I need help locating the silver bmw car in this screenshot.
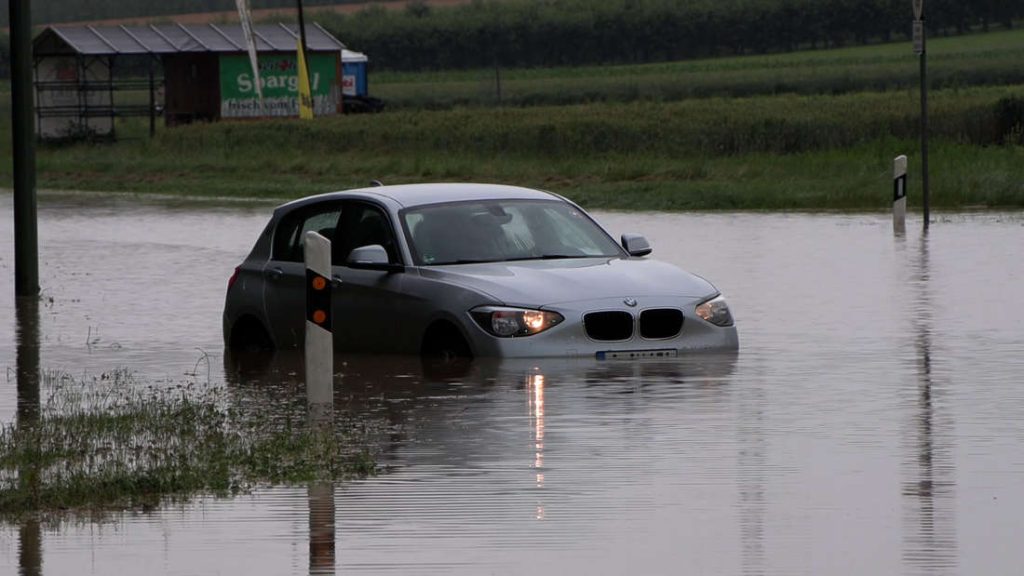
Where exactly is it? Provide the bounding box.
[223,183,738,359]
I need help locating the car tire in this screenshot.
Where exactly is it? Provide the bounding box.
[421,322,472,379]
[229,316,273,352]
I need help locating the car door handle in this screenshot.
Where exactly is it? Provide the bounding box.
[331,274,344,287]
[266,267,284,281]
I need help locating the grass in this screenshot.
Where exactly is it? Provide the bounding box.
[0,369,376,518]
[373,28,1024,109]
[3,85,1021,210]
[1,29,1023,210]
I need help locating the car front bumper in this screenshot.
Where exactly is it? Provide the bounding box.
[464,295,738,358]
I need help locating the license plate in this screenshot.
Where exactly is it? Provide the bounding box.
[596,349,678,360]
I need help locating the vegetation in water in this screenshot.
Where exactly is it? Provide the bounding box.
[0,369,376,518]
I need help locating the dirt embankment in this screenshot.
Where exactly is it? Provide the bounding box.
[47,0,473,27]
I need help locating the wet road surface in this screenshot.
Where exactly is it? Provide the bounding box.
[1,193,1023,575]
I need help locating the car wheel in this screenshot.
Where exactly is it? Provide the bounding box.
[229,316,273,352]
[421,322,472,379]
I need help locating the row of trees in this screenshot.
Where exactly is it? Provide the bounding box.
[0,0,362,26]
[0,0,1020,73]
[317,0,1023,70]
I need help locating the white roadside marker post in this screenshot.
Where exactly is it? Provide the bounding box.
[304,231,337,576]
[304,231,333,422]
[893,155,908,235]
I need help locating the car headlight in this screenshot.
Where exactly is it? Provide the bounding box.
[471,306,564,337]
[695,295,734,327]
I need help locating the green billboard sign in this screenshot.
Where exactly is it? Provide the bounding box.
[220,53,339,118]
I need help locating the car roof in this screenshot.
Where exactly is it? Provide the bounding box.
[276,183,561,213]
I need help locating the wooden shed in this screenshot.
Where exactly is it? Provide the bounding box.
[33,23,358,140]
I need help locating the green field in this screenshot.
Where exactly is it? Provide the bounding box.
[373,28,1024,109]
[2,29,1024,211]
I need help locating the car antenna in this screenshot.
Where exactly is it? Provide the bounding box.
[370,180,384,187]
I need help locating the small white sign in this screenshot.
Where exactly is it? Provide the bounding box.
[912,0,924,20]
[913,20,924,55]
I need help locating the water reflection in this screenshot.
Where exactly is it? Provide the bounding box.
[222,348,738,572]
[6,199,1023,575]
[527,374,546,519]
[737,373,766,576]
[15,297,42,576]
[15,297,40,424]
[902,230,957,574]
[309,482,336,576]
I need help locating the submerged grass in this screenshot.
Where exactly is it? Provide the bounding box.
[0,369,376,518]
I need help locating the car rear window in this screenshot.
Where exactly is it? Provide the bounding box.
[272,205,342,262]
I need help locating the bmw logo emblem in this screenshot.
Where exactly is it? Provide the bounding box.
[623,298,638,307]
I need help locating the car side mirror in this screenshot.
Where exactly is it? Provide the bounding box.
[621,233,652,257]
[346,244,404,272]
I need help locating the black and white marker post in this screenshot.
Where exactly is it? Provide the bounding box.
[893,155,908,235]
[304,231,333,422]
[305,231,336,573]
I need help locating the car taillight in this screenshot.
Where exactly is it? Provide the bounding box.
[227,266,241,289]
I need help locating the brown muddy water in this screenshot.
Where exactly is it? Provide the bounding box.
[1,192,1023,575]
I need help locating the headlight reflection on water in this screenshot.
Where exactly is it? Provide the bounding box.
[527,373,546,520]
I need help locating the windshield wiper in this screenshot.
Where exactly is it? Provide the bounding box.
[431,255,602,265]
[433,258,501,265]
[504,254,599,261]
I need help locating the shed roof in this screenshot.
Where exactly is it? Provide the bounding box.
[34,23,346,56]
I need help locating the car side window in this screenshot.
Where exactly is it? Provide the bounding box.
[333,202,400,265]
[272,204,343,263]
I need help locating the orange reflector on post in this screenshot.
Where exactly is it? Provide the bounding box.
[306,269,332,332]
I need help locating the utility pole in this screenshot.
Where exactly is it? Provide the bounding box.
[11,0,39,297]
[296,0,309,68]
[295,0,315,119]
[913,0,930,230]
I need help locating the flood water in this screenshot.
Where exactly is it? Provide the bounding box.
[1,192,1023,575]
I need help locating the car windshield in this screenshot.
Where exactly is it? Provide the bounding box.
[402,199,624,265]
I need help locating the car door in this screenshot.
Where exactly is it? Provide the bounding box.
[331,201,418,354]
[262,201,343,348]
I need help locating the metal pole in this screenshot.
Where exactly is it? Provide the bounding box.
[919,18,930,230]
[149,66,156,138]
[295,0,314,119]
[107,57,116,141]
[495,62,502,104]
[296,0,310,69]
[11,0,39,297]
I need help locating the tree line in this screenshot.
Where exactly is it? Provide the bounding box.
[0,0,364,26]
[316,0,1022,70]
[0,0,1020,75]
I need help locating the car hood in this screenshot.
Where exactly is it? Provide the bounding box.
[417,257,717,307]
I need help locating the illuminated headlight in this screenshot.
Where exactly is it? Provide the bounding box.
[471,306,564,337]
[695,295,734,327]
